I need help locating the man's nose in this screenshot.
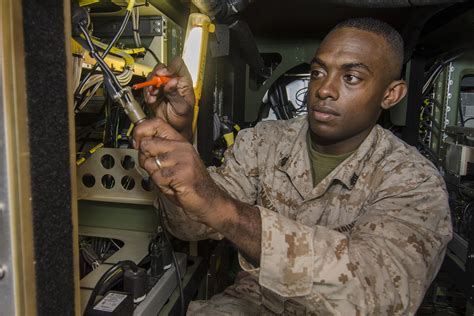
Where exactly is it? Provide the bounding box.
[316,76,339,100]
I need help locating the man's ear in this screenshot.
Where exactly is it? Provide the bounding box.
[381,80,407,110]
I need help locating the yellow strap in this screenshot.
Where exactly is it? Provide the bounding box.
[122,47,145,55]
[192,102,199,134]
[79,0,99,6]
[91,39,134,66]
[71,38,85,56]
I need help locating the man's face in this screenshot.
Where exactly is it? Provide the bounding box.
[307,27,394,148]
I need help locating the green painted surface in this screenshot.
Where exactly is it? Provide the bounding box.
[244,38,320,122]
[423,51,474,168]
[78,200,159,233]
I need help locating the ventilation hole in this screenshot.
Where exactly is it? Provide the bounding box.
[121,176,135,190]
[101,154,115,169]
[141,177,155,192]
[121,155,135,170]
[101,174,115,189]
[82,174,95,188]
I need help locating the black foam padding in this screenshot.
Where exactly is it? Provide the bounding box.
[22,1,76,315]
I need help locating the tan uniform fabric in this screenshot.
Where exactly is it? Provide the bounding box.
[158,115,452,315]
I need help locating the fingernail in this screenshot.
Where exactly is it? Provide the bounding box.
[157,69,167,76]
[132,139,137,149]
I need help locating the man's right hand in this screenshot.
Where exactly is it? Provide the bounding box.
[144,56,195,142]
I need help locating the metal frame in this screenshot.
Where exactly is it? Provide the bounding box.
[0,0,38,314]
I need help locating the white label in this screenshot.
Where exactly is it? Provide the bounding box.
[93,292,128,312]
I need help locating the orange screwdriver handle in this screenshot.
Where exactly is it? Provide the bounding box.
[132,76,171,90]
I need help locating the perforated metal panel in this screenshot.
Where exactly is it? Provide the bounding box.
[77,148,157,205]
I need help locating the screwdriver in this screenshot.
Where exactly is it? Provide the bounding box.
[132,76,171,90]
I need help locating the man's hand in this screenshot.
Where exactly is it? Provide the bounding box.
[144,57,194,141]
[133,118,229,222]
[134,118,262,264]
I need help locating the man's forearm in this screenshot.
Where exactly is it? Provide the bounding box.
[204,196,262,265]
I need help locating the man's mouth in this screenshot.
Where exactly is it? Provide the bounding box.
[310,106,340,122]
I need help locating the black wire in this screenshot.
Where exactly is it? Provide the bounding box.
[85,260,138,312]
[157,205,185,316]
[78,24,122,93]
[464,117,474,124]
[145,47,161,64]
[295,86,308,106]
[74,10,132,104]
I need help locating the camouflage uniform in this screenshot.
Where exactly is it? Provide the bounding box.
[159,115,452,315]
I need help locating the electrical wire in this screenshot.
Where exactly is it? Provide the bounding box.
[79,23,121,90]
[132,6,142,47]
[85,260,139,313]
[157,203,185,316]
[131,5,161,64]
[74,7,132,102]
[72,55,84,91]
[422,52,464,95]
[75,23,139,114]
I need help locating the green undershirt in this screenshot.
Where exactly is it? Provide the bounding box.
[307,132,354,187]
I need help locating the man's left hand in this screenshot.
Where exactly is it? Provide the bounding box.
[133,118,228,223]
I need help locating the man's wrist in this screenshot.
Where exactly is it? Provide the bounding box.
[202,192,239,232]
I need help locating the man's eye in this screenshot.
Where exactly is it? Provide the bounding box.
[311,70,324,80]
[344,75,361,84]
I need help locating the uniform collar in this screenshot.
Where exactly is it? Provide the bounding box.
[275,116,379,200]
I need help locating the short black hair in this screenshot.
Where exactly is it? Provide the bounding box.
[331,17,404,79]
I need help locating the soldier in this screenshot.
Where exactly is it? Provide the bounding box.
[134,17,452,315]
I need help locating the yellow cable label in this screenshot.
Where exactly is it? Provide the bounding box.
[89,143,104,154]
[76,157,86,166]
[223,132,234,147]
[126,123,135,137]
[233,124,241,131]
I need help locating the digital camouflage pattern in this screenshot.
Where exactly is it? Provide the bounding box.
[158,115,452,315]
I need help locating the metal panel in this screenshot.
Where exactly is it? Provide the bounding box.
[77,148,158,205]
[446,142,474,176]
[0,46,16,316]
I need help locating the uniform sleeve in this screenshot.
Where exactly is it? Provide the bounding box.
[207,127,260,204]
[160,126,260,241]
[241,164,453,315]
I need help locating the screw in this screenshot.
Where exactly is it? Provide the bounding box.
[0,266,5,279]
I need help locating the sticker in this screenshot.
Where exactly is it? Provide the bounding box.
[93,292,127,312]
